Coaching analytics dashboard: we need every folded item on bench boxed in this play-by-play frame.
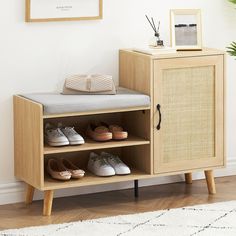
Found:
[62,74,116,95]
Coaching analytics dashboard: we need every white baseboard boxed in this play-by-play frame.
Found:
[0,182,25,205]
[1,157,235,206]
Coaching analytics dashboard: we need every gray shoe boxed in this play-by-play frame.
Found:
[45,123,69,147]
[87,152,115,177]
[101,152,131,175]
[60,126,85,145]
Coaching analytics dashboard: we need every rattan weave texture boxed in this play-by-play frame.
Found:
[162,66,215,163]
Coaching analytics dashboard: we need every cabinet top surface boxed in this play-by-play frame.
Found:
[120,48,225,60]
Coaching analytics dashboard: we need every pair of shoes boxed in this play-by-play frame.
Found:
[47,158,85,181]
[87,152,131,177]
[86,122,128,142]
[45,123,84,147]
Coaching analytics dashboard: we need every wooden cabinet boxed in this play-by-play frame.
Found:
[120,48,225,186]
[13,48,225,216]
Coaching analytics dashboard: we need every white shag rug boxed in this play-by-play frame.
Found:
[1,201,236,236]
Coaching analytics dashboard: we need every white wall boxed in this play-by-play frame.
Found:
[0,0,236,204]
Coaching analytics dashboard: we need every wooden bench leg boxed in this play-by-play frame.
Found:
[25,184,35,204]
[185,173,193,184]
[43,190,54,216]
[204,170,216,195]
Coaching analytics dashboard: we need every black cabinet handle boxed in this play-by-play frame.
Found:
[156,104,161,130]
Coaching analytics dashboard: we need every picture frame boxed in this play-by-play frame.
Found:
[170,9,202,51]
[25,0,103,22]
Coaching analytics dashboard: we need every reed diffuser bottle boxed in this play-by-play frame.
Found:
[146,15,164,47]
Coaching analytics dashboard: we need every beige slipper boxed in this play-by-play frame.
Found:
[59,158,85,179]
[47,159,71,181]
[86,123,112,142]
[101,122,128,140]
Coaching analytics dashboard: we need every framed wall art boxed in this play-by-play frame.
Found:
[25,0,103,22]
[170,9,202,50]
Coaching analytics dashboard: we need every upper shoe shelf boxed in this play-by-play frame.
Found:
[18,87,151,155]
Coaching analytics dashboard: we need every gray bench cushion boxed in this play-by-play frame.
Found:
[22,87,150,115]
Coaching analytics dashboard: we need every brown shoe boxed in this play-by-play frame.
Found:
[47,159,71,181]
[59,158,85,179]
[101,122,128,140]
[86,123,112,142]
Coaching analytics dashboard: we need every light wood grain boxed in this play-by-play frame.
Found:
[122,146,151,174]
[185,173,193,184]
[43,169,150,190]
[204,170,216,194]
[25,0,30,22]
[122,111,150,141]
[25,184,35,204]
[122,110,152,173]
[121,48,225,60]
[44,135,150,155]
[43,190,54,216]
[215,55,225,168]
[25,0,103,22]
[119,50,152,96]
[14,95,44,190]
[119,51,154,174]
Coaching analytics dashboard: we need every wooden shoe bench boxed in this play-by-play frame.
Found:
[14,48,225,216]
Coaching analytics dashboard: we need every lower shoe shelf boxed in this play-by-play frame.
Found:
[43,169,152,190]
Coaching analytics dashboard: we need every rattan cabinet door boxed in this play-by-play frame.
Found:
[153,56,224,174]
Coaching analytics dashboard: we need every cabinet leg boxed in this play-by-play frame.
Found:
[185,173,193,184]
[25,184,35,204]
[134,180,139,198]
[204,170,216,195]
[43,190,54,216]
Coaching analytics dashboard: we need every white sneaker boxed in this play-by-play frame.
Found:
[45,123,69,147]
[60,126,85,145]
[87,152,115,177]
[101,152,131,175]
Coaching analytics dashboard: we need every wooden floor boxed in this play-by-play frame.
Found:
[0,175,235,231]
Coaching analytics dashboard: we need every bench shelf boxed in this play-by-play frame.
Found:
[14,94,152,215]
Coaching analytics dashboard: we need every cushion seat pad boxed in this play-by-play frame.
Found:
[21,87,150,115]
